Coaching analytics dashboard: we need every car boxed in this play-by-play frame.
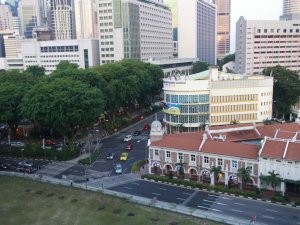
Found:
[276,118,286,123]
[45,139,57,146]
[120,152,128,161]
[55,143,63,151]
[125,143,133,151]
[17,165,33,174]
[18,160,33,167]
[114,163,123,174]
[143,124,151,131]
[10,141,25,147]
[0,162,9,169]
[106,152,115,160]
[123,135,132,142]
[133,130,141,136]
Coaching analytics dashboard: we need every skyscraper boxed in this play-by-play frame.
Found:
[0,4,13,31]
[50,0,76,40]
[281,0,300,20]
[97,0,173,65]
[213,0,231,59]
[18,0,42,38]
[5,0,19,17]
[178,0,217,65]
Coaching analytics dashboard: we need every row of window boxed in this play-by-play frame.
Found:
[211,104,257,113]
[180,105,209,114]
[257,28,300,34]
[165,94,209,104]
[165,114,209,124]
[40,46,78,53]
[210,113,257,123]
[211,94,257,103]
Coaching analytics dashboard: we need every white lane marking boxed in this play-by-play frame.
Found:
[152,193,161,196]
[182,192,190,195]
[159,187,167,191]
[220,196,230,200]
[176,197,185,201]
[262,215,274,219]
[211,208,223,212]
[234,202,245,206]
[198,205,209,210]
[208,194,218,197]
[216,202,227,206]
[131,183,140,186]
[230,209,243,213]
[203,199,214,203]
[124,187,132,190]
[265,209,278,213]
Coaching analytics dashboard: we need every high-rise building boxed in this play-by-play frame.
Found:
[0,4,13,31]
[97,0,173,65]
[5,0,19,17]
[75,0,98,39]
[18,0,42,38]
[281,0,300,20]
[12,16,21,35]
[50,0,76,40]
[235,17,300,75]
[177,0,217,65]
[213,0,231,59]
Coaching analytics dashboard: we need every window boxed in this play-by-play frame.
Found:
[218,158,223,166]
[204,156,209,164]
[178,153,183,161]
[232,160,237,168]
[191,154,195,162]
[166,151,170,158]
[154,150,159,156]
[246,163,253,174]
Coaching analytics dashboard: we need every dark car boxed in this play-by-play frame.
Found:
[133,130,141,136]
[0,162,9,169]
[125,143,133,151]
[17,165,33,174]
[18,160,34,167]
[143,124,150,131]
[106,152,115,160]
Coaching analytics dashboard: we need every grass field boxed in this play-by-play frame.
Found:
[0,176,223,225]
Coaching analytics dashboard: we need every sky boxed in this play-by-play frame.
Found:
[230,0,282,52]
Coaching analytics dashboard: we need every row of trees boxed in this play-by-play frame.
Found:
[0,60,163,143]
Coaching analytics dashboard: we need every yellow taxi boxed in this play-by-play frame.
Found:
[120,152,128,161]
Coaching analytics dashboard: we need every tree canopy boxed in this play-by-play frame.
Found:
[263,66,300,117]
[192,61,209,73]
[217,53,235,70]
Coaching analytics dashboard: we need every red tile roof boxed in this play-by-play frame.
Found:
[201,140,259,159]
[260,139,286,159]
[275,131,296,140]
[285,142,300,161]
[209,123,254,131]
[257,123,300,138]
[150,132,203,151]
[215,130,260,142]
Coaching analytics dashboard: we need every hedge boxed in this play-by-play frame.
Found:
[131,159,147,173]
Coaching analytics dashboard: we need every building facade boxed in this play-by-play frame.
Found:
[283,0,300,15]
[97,0,173,65]
[0,4,13,31]
[177,0,216,65]
[235,17,300,75]
[163,67,273,129]
[21,39,100,74]
[50,0,76,40]
[18,0,42,38]
[213,0,231,59]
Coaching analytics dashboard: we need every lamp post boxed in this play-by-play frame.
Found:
[88,134,92,164]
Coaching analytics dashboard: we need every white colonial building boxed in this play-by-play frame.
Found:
[163,67,273,129]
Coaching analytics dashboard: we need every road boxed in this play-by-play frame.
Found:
[109,180,300,225]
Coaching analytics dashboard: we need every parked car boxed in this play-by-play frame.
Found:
[133,130,141,136]
[0,123,8,130]
[18,160,33,167]
[125,143,133,151]
[276,118,286,123]
[0,162,9,169]
[114,163,123,174]
[17,166,33,174]
[10,141,25,147]
[45,139,57,146]
[55,143,63,151]
[143,124,151,131]
[123,135,132,142]
[120,152,128,161]
[106,152,115,160]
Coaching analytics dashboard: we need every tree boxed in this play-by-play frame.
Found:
[176,160,186,178]
[24,65,45,77]
[217,53,235,70]
[266,170,281,193]
[192,61,209,73]
[21,77,106,143]
[263,66,300,117]
[210,166,222,183]
[238,167,251,192]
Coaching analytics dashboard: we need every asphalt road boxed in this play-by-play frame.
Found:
[109,180,300,225]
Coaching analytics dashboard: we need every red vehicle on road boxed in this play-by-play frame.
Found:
[125,143,133,151]
[143,124,150,131]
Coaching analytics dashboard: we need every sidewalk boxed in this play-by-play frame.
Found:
[67,153,91,164]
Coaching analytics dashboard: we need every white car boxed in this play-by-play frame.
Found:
[123,135,132,142]
[114,163,123,174]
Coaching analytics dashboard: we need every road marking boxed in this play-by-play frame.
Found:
[215,202,227,206]
[233,202,245,206]
[152,193,161,196]
[176,197,185,201]
[124,187,132,190]
[203,199,214,203]
[220,196,230,200]
[230,209,243,213]
[262,215,274,219]
[159,187,167,191]
[182,192,190,195]
[265,209,278,213]
[208,194,218,197]
[198,205,209,210]
[211,208,222,212]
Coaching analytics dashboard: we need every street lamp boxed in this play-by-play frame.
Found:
[88,134,92,164]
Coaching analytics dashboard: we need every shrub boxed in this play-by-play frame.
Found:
[131,159,147,173]
[271,195,286,203]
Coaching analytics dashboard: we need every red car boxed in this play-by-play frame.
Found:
[45,140,57,146]
[143,124,150,131]
[125,143,133,151]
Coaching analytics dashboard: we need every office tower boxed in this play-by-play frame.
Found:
[75,0,98,39]
[235,16,300,75]
[12,16,21,35]
[281,0,300,20]
[0,4,13,31]
[50,0,76,40]
[178,0,217,65]
[18,0,42,38]
[98,0,173,65]
[213,0,231,59]
[5,0,19,17]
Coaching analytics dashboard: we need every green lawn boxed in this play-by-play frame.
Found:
[0,176,223,225]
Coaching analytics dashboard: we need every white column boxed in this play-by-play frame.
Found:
[281,181,286,196]
[224,164,229,187]
[257,177,261,189]
[210,171,215,186]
